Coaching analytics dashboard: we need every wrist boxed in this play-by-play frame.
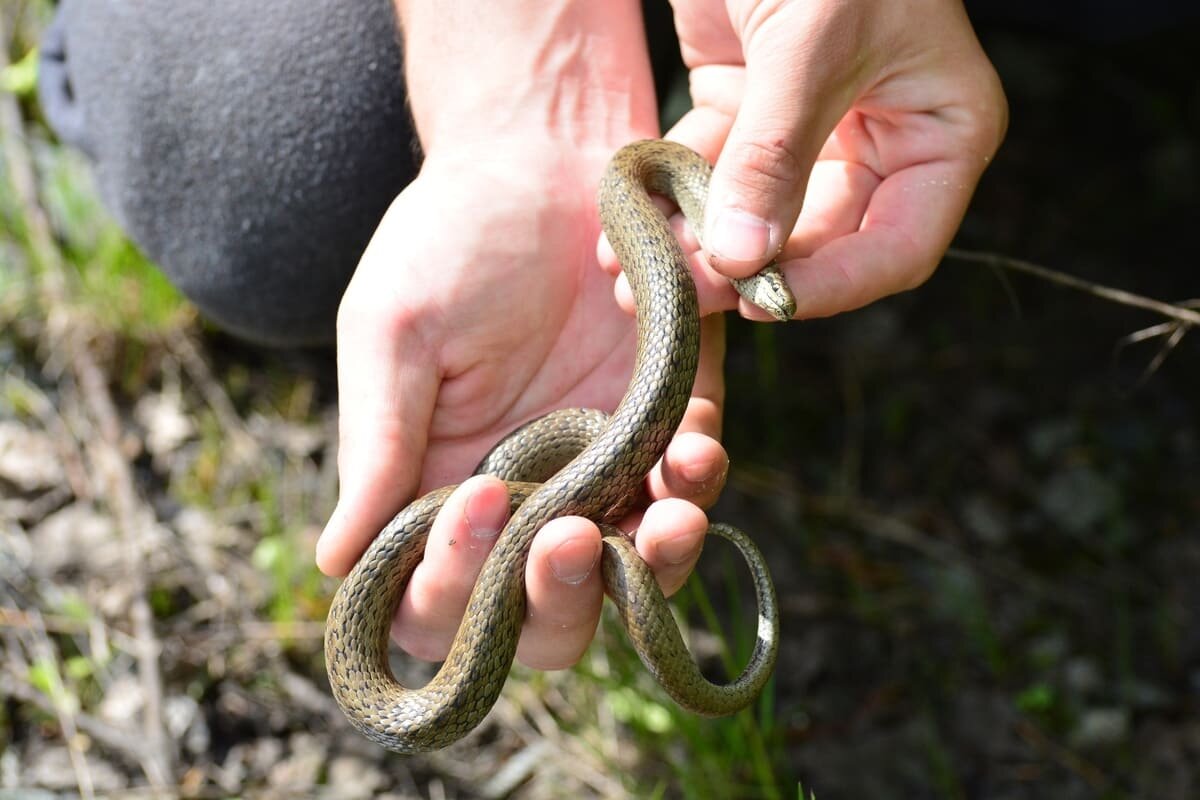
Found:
[395,0,658,153]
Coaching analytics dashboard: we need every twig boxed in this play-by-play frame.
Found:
[3,372,95,501]
[0,668,162,782]
[1014,718,1111,792]
[163,328,259,460]
[0,604,104,635]
[10,613,96,800]
[945,246,1200,327]
[70,352,175,788]
[237,619,327,640]
[1112,314,1193,390]
[0,605,142,654]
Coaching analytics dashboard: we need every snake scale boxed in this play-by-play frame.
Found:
[324,140,794,753]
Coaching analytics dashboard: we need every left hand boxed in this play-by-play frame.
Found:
[600,0,1008,321]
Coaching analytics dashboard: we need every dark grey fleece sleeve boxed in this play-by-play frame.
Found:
[39,0,418,346]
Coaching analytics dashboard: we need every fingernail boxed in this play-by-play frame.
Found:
[549,538,600,585]
[709,207,772,263]
[679,459,726,490]
[656,531,701,566]
[465,486,507,540]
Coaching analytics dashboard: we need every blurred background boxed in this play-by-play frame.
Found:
[2,1,1198,798]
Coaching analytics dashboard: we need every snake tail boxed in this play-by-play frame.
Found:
[601,522,779,715]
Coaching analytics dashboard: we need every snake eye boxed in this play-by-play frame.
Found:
[759,282,796,322]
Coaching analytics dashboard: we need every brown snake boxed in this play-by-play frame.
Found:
[324,140,794,753]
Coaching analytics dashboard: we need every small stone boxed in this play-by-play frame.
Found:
[0,421,64,492]
[1037,466,1118,534]
[0,787,60,799]
[164,694,200,740]
[1070,707,1130,750]
[960,494,1009,544]
[267,733,324,790]
[30,503,118,574]
[1063,657,1103,696]
[97,675,143,725]
[25,746,126,791]
[326,756,386,800]
[133,392,194,457]
[245,737,284,783]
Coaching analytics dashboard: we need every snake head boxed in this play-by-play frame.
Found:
[731,267,796,322]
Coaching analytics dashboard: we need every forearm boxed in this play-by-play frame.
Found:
[394,0,657,152]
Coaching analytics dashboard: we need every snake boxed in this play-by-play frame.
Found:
[324,139,795,753]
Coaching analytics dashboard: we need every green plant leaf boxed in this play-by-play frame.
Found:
[0,48,38,97]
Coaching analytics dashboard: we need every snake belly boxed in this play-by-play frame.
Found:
[324,139,792,753]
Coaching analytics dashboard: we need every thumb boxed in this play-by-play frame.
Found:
[315,207,441,577]
[704,11,856,278]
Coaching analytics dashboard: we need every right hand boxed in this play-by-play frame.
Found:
[316,142,731,670]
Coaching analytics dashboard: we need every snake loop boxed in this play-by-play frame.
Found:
[324,140,792,753]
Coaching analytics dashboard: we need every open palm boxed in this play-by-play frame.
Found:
[319,143,726,668]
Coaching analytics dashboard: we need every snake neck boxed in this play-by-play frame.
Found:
[474,141,704,575]
[544,141,702,523]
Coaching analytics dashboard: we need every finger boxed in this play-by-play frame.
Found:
[683,312,725,438]
[642,156,879,320]
[390,475,513,661]
[784,159,879,258]
[597,194,680,278]
[518,516,604,669]
[702,13,858,278]
[633,498,709,597]
[610,217,744,317]
[668,98,768,317]
[648,314,728,507]
[648,430,729,509]
[779,159,982,319]
[724,156,877,322]
[603,190,718,317]
[666,73,739,164]
[317,217,442,577]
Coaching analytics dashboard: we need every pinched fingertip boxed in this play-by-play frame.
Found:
[647,430,729,509]
[636,499,709,596]
[517,517,604,670]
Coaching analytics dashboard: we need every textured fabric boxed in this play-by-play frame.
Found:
[39,0,417,345]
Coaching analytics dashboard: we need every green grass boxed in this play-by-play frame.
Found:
[34,144,190,336]
[568,553,795,799]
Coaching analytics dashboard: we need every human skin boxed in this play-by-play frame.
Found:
[317,0,1006,670]
[602,0,1008,321]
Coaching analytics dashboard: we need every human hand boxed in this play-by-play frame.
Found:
[315,142,732,669]
[601,0,1007,320]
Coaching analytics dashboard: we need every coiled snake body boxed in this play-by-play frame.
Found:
[324,140,793,753]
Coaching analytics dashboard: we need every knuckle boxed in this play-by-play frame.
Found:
[728,135,805,198]
[959,71,1010,161]
[337,293,418,344]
